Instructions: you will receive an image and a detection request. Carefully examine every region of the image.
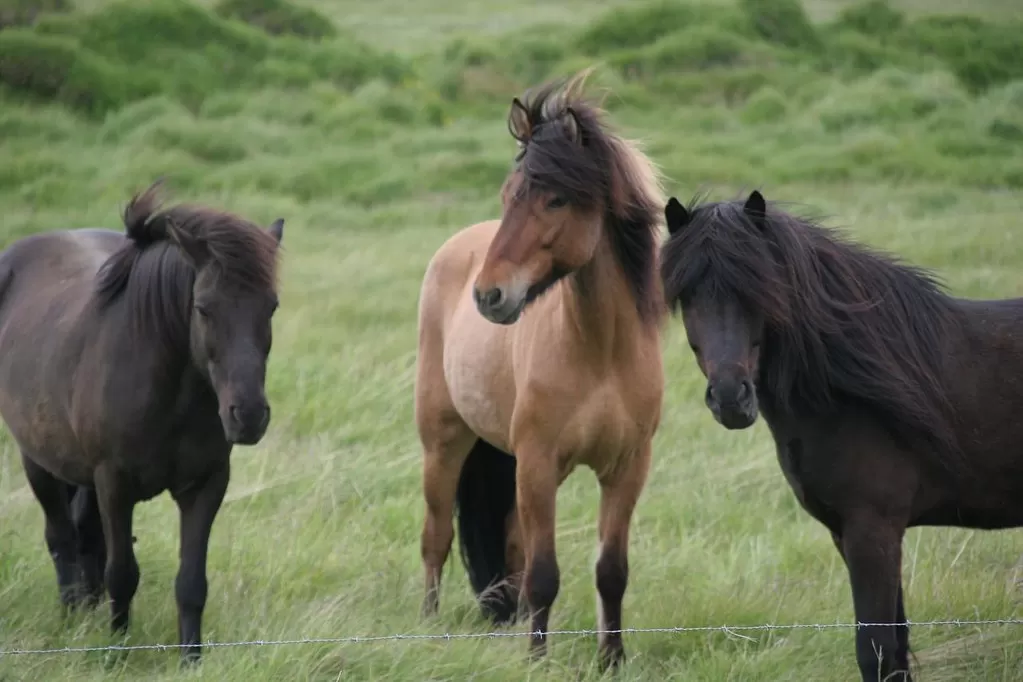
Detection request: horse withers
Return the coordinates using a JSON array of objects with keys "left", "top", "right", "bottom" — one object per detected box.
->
[
  {"left": 0, "top": 182, "right": 284, "bottom": 662},
  {"left": 415, "top": 72, "right": 666, "bottom": 668},
  {"left": 659, "top": 190, "right": 1023, "bottom": 681}
]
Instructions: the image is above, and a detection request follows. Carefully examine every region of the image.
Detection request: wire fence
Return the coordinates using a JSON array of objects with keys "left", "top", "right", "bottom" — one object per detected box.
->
[{"left": 4, "top": 617, "right": 1023, "bottom": 657}]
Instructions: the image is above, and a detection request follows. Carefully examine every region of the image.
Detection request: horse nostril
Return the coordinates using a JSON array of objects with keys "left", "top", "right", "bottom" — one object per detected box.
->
[
  {"left": 705, "top": 384, "right": 717, "bottom": 404},
  {"left": 229, "top": 405, "right": 241, "bottom": 424},
  {"left": 485, "top": 287, "right": 504, "bottom": 308},
  {"left": 737, "top": 381, "right": 749, "bottom": 402}
]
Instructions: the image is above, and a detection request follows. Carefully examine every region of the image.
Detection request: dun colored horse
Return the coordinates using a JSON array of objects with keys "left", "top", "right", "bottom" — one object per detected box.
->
[
  {"left": 415, "top": 74, "right": 666, "bottom": 667},
  {"left": 0, "top": 182, "right": 283, "bottom": 662},
  {"left": 660, "top": 190, "right": 1023, "bottom": 681}
]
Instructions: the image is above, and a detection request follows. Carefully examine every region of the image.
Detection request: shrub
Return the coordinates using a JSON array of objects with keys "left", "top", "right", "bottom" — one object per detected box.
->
[
  {"left": 0, "top": 0, "right": 72, "bottom": 31},
  {"left": 833, "top": 0, "right": 904, "bottom": 37},
  {"left": 0, "top": 30, "right": 152, "bottom": 115},
  {"left": 576, "top": 1, "right": 749, "bottom": 55},
  {"left": 214, "top": 0, "right": 336, "bottom": 39},
  {"left": 895, "top": 15, "right": 1023, "bottom": 92},
  {"left": 739, "top": 0, "right": 819, "bottom": 50}
]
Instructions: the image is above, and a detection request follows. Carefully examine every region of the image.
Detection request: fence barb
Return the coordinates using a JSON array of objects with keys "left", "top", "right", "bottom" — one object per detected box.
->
[{"left": 3, "top": 617, "right": 1023, "bottom": 657}]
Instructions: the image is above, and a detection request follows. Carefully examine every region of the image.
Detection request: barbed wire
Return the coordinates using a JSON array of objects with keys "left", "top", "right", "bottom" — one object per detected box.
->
[{"left": 3, "top": 617, "right": 1023, "bottom": 657}]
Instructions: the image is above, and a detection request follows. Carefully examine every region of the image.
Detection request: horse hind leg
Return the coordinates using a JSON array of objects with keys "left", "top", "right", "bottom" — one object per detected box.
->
[
  {"left": 594, "top": 443, "right": 652, "bottom": 670},
  {"left": 456, "top": 438, "right": 519, "bottom": 625},
  {"left": 21, "top": 454, "right": 81, "bottom": 610},
  {"left": 70, "top": 485, "right": 106, "bottom": 607}
]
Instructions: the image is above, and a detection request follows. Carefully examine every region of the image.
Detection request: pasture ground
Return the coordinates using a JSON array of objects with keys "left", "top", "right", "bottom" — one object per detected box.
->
[{"left": 1, "top": 0, "right": 1023, "bottom": 679}]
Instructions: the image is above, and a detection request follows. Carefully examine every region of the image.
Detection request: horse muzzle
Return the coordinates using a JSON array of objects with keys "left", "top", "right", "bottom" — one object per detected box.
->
[
  {"left": 222, "top": 400, "right": 271, "bottom": 445},
  {"left": 706, "top": 378, "right": 758, "bottom": 430},
  {"left": 472, "top": 283, "right": 527, "bottom": 325}
]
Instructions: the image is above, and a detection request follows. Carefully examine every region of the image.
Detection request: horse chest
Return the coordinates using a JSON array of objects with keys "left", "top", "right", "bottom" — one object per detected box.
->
[
  {"left": 443, "top": 330, "right": 515, "bottom": 451},
  {"left": 774, "top": 436, "right": 840, "bottom": 531}
]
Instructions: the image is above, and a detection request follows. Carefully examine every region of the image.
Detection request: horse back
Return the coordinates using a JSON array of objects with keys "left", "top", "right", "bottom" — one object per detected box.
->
[
  {"left": 947, "top": 297, "right": 1023, "bottom": 460},
  {"left": 0, "top": 228, "right": 126, "bottom": 482}
]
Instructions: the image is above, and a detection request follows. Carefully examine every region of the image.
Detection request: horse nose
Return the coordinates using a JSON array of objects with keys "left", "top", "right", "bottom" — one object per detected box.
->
[
  {"left": 230, "top": 402, "right": 269, "bottom": 429},
  {"left": 473, "top": 286, "right": 505, "bottom": 311}
]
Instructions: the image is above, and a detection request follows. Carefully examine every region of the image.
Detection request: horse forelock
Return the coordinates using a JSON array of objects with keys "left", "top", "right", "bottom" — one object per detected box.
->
[{"left": 94, "top": 183, "right": 280, "bottom": 350}]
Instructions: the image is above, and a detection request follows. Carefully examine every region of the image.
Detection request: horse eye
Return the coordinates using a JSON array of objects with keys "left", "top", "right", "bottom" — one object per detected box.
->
[
  {"left": 546, "top": 196, "right": 567, "bottom": 210},
  {"left": 194, "top": 306, "right": 210, "bottom": 320},
  {"left": 689, "top": 343, "right": 700, "bottom": 355}
]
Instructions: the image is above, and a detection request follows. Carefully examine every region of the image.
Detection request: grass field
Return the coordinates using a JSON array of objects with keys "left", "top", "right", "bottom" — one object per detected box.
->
[{"left": 1, "top": 0, "right": 1023, "bottom": 679}]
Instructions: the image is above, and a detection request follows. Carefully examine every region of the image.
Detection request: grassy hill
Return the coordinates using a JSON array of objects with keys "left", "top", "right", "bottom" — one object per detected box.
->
[{"left": 1, "top": 0, "right": 1022, "bottom": 679}]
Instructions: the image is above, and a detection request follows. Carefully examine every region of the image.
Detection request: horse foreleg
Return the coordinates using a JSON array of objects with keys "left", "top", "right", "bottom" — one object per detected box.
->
[
  {"left": 595, "top": 443, "right": 651, "bottom": 670},
  {"left": 94, "top": 465, "right": 140, "bottom": 636},
  {"left": 419, "top": 421, "right": 474, "bottom": 617},
  {"left": 840, "top": 517, "right": 911, "bottom": 682},
  {"left": 516, "top": 449, "right": 559, "bottom": 660},
  {"left": 171, "top": 462, "right": 230, "bottom": 664},
  {"left": 831, "top": 530, "right": 911, "bottom": 677},
  {"left": 71, "top": 485, "right": 106, "bottom": 607},
  {"left": 21, "top": 455, "right": 80, "bottom": 610}
]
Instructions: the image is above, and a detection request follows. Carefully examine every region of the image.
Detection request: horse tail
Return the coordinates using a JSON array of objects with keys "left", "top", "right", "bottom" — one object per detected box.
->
[{"left": 455, "top": 438, "right": 519, "bottom": 624}]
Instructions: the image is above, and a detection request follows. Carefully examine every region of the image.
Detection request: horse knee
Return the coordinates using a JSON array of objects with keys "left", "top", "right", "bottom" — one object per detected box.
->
[
  {"left": 525, "top": 553, "right": 560, "bottom": 612},
  {"left": 595, "top": 550, "right": 628, "bottom": 604},
  {"left": 175, "top": 567, "right": 208, "bottom": 613},
  {"left": 105, "top": 556, "right": 140, "bottom": 604}
]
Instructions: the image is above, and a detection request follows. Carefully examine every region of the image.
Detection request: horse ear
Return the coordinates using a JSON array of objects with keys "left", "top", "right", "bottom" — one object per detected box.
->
[
  {"left": 743, "top": 190, "right": 767, "bottom": 231},
  {"left": 664, "top": 197, "right": 690, "bottom": 236},
  {"left": 268, "top": 218, "right": 284, "bottom": 244},
  {"left": 564, "top": 107, "right": 585, "bottom": 146},
  {"left": 508, "top": 97, "right": 533, "bottom": 143},
  {"left": 166, "top": 221, "right": 208, "bottom": 266}
]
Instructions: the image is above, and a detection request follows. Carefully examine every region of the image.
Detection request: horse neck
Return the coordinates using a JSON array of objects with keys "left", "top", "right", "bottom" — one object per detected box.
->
[
  {"left": 563, "top": 227, "right": 655, "bottom": 363},
  {"left": 101, "top": 245, "right": 197, "bottom": 376}
]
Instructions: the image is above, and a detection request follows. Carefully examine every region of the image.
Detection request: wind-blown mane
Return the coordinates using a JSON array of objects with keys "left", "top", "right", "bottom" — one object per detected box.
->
[
  {"left": 508, "top": 73, "right": 666, "bottom": 324},
  {"left": 95, "top": 182, "right": 279, "bottom": 347},
  {"left": 661, "top": 196, "right": 963, "bottom": 470}
]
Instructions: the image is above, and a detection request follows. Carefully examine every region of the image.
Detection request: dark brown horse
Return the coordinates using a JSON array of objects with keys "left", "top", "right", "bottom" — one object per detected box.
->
[
  {"left": 659, "top": 189, "right": 1023, "bottom": 681},
  {"left": 416, "top": 73, "right": 666, "bottom": 668},
  {"left": 0, "top": 182, "right": 283, "bottom": 662}
]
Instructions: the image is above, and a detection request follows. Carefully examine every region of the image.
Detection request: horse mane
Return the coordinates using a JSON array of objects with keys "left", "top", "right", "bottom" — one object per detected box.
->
[
  {"left": 509, "top": 71, "right": 666, "bottom": 324},
  {"left": 95, "top": 182, "right": 279, "bottom": 347},
  {"left": 661, "top": 195, "right": 964, "bottom": 470}
]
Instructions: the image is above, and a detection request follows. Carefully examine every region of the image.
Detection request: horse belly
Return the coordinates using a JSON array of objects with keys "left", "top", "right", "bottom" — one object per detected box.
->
[{"left": 442, "top": 310, "right": 514, "bottom": 452}]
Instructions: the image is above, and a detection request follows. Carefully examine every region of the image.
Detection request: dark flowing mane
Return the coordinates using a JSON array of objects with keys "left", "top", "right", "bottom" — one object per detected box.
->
[
  {"left": 508, "top": 72, "right": 666, "bottom": 324},
  {"left": 95, "top": 182, "right": 280, "bottom": 347},
  {"left": 661, "top": 196, "right": 964, "bottom": 470}
]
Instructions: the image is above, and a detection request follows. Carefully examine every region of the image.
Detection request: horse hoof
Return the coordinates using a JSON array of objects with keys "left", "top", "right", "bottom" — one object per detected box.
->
[
  {"left": 179, "top": 649, "right": 202, "bottom": 666},
  {"left": 598, "top": 646, "right": 626, "bottom": 673}
]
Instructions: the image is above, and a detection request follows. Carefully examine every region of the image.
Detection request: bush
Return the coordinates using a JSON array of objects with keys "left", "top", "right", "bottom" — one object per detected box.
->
[
  {"left": 575, "top": 1, "right": 749, "bottom": 54},
  {"left": 809, "top": 69, "right": 969, "bottom": 133},
  {"left": 833, "top": 0, "right": 904, "bottom": 36},
  {"left": 739, "top": 85, "right": 788, "bottom": 124},
  {"left": 0, "top": 30, "right": 153, "bottom": 115},
  {"left": 2, "top": 0, "right": 407, "bottom": 112},
  {"left": 214, "top": 0, "right": 336, "bottom": 39},
  {"left": 0, "top": 0, "right": 71, "bottom": 31},
  {"left": 609, "top": 26, "right": 765, "bottom": 78},
  {"left": 739, "top": 0, "right": 819, "bottom": 50},
  {"left": 895, "top": 15, "right": 1023, "bottom": 92}
]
